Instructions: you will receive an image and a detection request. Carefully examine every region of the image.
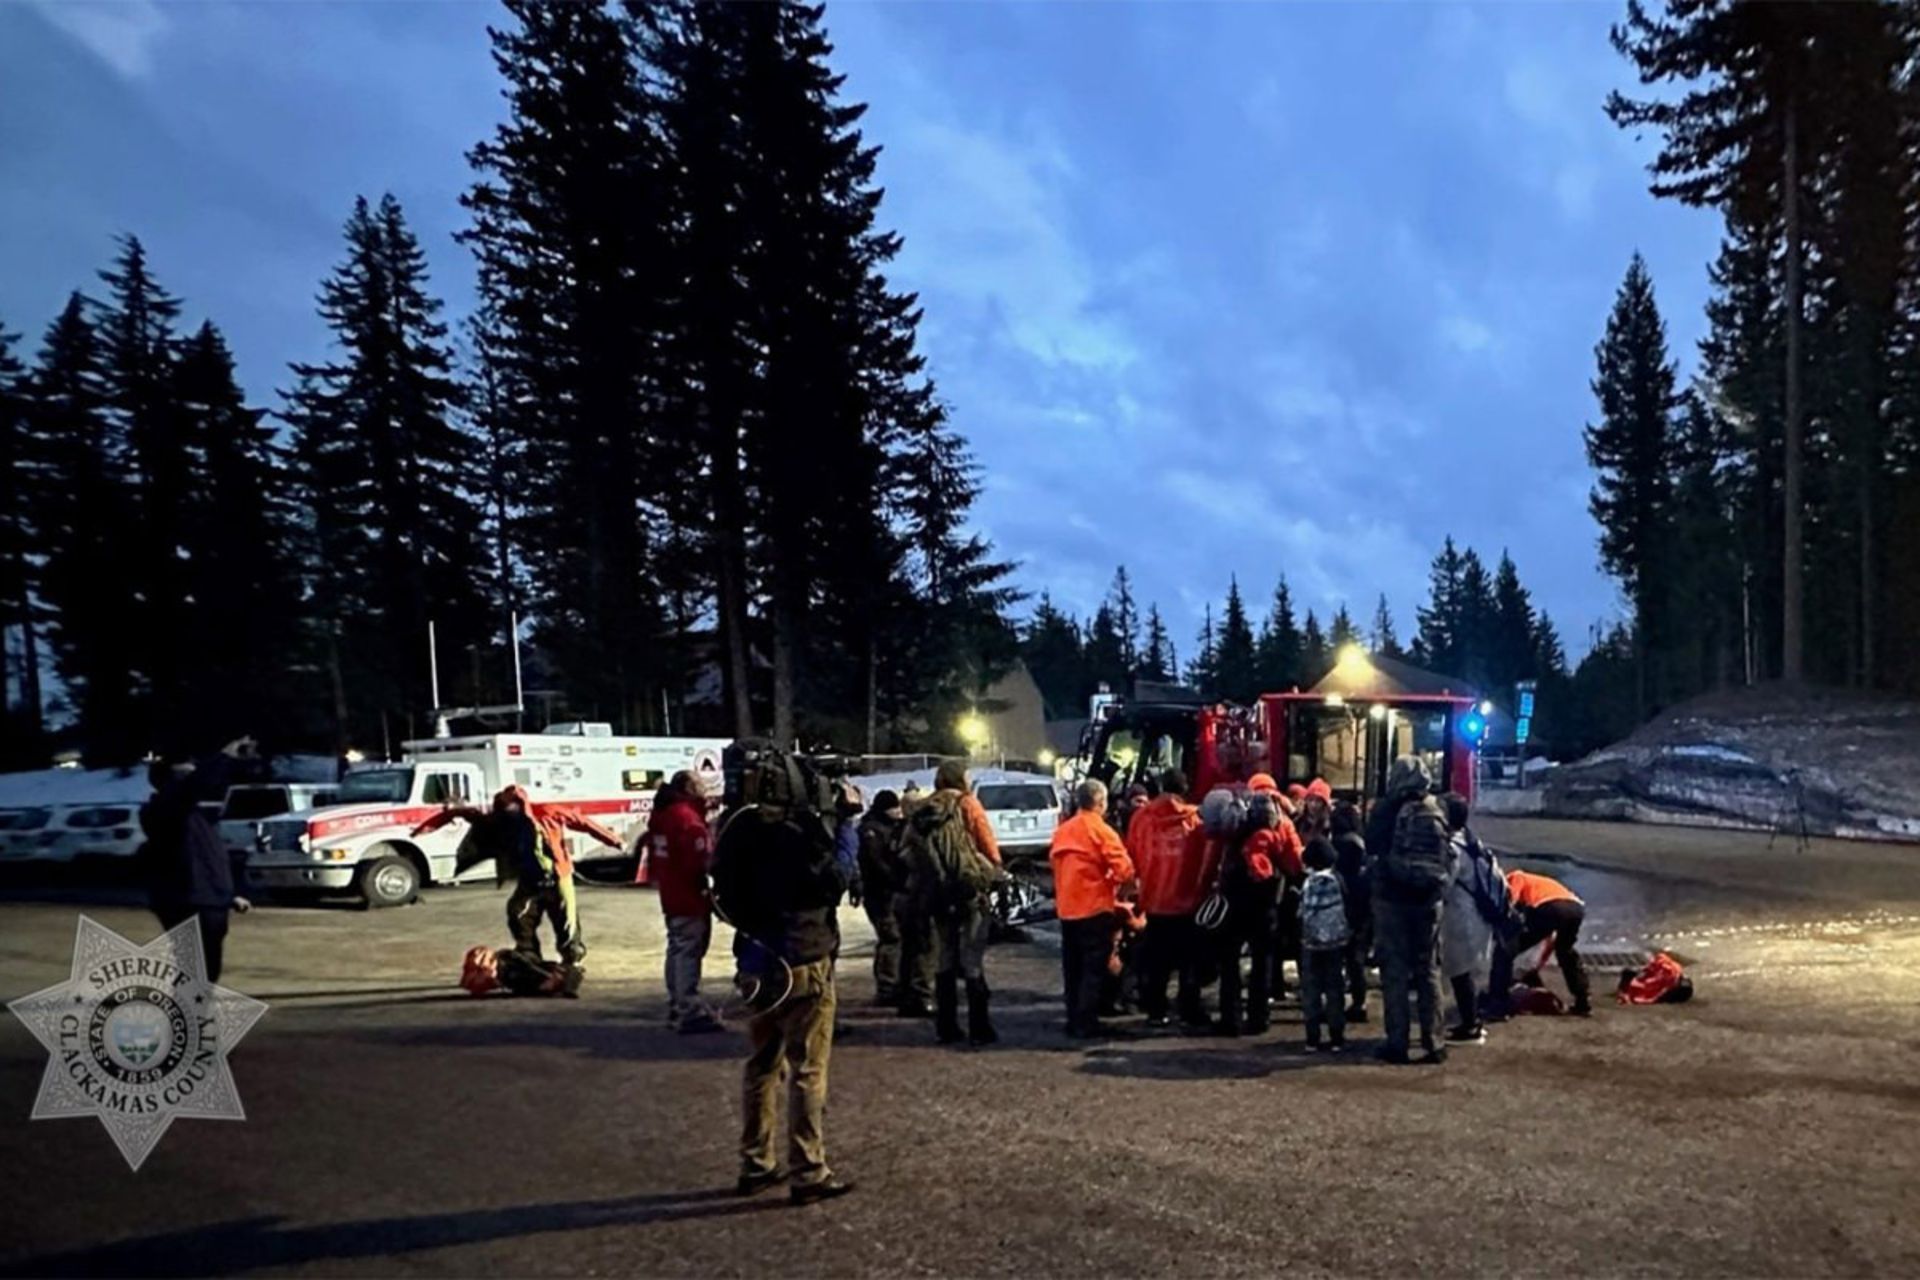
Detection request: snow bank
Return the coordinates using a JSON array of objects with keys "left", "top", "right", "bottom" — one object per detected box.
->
[{"left": 1541, "top": 685, "right": 1920, "bottom": 844}]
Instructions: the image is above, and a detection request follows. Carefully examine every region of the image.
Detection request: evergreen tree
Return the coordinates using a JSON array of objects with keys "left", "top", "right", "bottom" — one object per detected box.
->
[
  {"left": 31, "top": 295, "right": 141, "bottom": 761},
  {"left": 1301, "top": 609, "right": 1328, "bottom": 684},
  {"left": 1488, "top": 551, "right": 1539, "bottom": 696},
  {"left": 92, "top": 236, "right": 185, "bottom": 745},
  {"left": 1416, "top": 536, "right": 1466, "bottom": 676},
  {"left": 1328, "top": 603, "right": 1361, "bottom": 655},
  {"left": 1369, "top": 593, "right": 1403, "bottom": 660},
  {"left": 463, "top": 0, "right": 673, "bottom": 732},
  {"left": 1455, "top": 549, "right": 1496, "bottom": 689},
  {"left": 1609, "top": 0, "right": 1823, "bottom": 680},
  {"left": 1083, "top": 604, "right": 1128, "bottom": 697},
  {"left": 286, "top": 195, "right": 488, "bottom": 749},
  {"left": 1186, "top": 604, "right": 1217, "bottom": 695},
  {"left": 1255, "top": 575, "right": 1303, "bottom": 691},
  {"left": 1585, "top": 253, "right": 1678, "bottom": 712},
  {"left": 1140, "top": 604, "right": 1174, "bottom": 683},
  {"left": 1214, "top": 577, "right": 1258, "bottom": 702},
  {"left": 0, "top": 318, "right": 44, "bottom": 759},
  {"left": 1106, "top": 566, "right": 1141, "bottom": 676},
  {"left": 1022, "top": 593, "right": 1088, "bottom": 720},
  {"left": 173, "top": 322, "right": 309, "bottom": 747}
]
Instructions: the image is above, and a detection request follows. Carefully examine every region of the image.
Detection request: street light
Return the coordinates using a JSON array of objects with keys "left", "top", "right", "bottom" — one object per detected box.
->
[
  {"left": 956, "top": 713, "right": 990, "bottom": 750},
  {"left": 1036, "top": 748, "right": 1057, "bottom": 769}
]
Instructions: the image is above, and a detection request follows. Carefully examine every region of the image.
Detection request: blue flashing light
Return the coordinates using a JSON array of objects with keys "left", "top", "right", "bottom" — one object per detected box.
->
[{"left": 1460, "top": 712, "right": 1487, "bottom": 743}]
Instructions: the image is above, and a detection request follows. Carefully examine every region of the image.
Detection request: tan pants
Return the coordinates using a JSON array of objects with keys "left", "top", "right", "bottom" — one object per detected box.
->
[
  {"left": 740, "top": 957, "right": 835, "bottom": 1186},
  {"left": 507, "top": 875, "right": 585, "bottom": 967}
]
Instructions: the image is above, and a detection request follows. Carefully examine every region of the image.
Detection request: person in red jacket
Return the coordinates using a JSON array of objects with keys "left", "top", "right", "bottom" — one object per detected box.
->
[
  {"left": 644, "top": 771, "right": 720, "bottom": 1032},
  {"left": 1126, "top": 768, "right": 1215, "bottom": 1029},
  {"left": 414, "top": 785, "right": 622, "bottom": 991}
]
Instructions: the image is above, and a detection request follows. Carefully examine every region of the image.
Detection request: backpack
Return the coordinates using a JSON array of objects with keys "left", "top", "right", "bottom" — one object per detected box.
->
[
  {"left": 900, "top": 791, "right": 998, "bottom": 913},
  {"left": 1383, "top": 793, "right": 1452, "bottom": 897}
]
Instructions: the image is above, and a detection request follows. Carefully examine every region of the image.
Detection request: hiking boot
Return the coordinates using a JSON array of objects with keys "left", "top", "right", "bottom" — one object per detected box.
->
[
  {"left": 1144, "top": 1012, "right": 1172, "bottom": 1029},
  {"left": 1420, "top": 1046, "right": 1450, "bottom": 1066},
  {"left": 790, "top": 1178, "right": 855, "bottom": 1206},
  {"left": 897, "top": 997, "right": 934, "bottom": 1019},
  {"left": 1571, "top": 999, "right": 1594, "bottom": 1018},
  {"left": 1445, "top": 1024, "right": 1487, "bottom": 1044},
  {"left": 736, "top": 1168, "right": 787, "bottom": 1196},
  {"left": 678, "top": 1013, "right": 725, "bottom": 1035},
  {"left": 1345, "top": 1003, "right": 1369, "bottom": 1024},
  {"left": 1374, "top": 1045, "right": 1412, "bottom": 1065},
  {"left": 1328, "top": 1039, "right": 1345, "bottom": 1054}
]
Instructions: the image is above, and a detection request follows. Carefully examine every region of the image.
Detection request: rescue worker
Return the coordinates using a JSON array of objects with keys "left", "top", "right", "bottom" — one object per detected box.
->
[
  {"left": 139, "top": 736, "right": 255, "bottom": 982},
  {"left": 1049, "top": 778, "right": 1136, "bottom": 1039},
  {"left": 710, "top": 747, "right": 853, "bottom": 1205},
  {"left": 1330, "top": 800, "right": 1372, "bottom": 1022},
  {"left": 856, "top": 790, "right": 912, "bottom": 1008},
  {"left": 1126, "top": 768, "right": 1214, "bottom": 1029},
  {"left": 643, "top": 771, "right": 720, "bottom": 1032},
  {"left": 904, "top": 761, "right": 1003, "bottom": 1045},
  {"left": 1367, "top": 756, "right": 1453, "bottom": 1064},
  {"left": 1244, "top": 770, "right": 1306, "bottom": 1005},
  {"left": 1488, "top": 869, "right": 1592, "bottom": 1018},
  {"left": 413, "top": 786, "right": 621, "bottom": 992}
]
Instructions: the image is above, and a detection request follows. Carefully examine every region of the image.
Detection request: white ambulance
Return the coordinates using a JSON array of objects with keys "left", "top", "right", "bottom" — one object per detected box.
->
[{"left": 229, "top": 728, "right": 728, "bottom": 908}]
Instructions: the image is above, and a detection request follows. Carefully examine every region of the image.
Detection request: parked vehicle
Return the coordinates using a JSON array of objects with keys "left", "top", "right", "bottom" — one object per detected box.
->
[
  {"left": 0, "top": 803, "right": 141, "bottom": 864},
  {"left": 972, "top": 776, "right": 1064, "bottom": 857},
  {"left": 219, "top": 783, "right": 340, "bottom": 823},
  {"left": 232, "top": 729, "right": 729, "bottom": 908}
]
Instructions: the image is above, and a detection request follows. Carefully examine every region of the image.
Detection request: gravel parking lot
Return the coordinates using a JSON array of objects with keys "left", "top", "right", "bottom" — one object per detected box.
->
[{"left": 2, "top": 817, "right": 1918, "bottom": 1277}]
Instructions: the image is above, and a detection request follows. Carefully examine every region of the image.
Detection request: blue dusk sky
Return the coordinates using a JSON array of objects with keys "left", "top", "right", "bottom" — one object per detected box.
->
[{"left": 0, "top": 0, "right": 1721, "bottom": 658}]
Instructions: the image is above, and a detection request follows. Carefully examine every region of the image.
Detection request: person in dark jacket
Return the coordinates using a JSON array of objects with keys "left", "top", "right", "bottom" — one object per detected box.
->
[
  {"left": 856, "top": 791, "right": 910, "bottom": 1008},
  {"left": 139, "top": 737, "right": 254, "bottom": 982},
  {"left": 711, "top": 755, "right": 854, "bottom": 1206},
  {"left": 1330, "top": 800, "right": 1371, "bottom": 1022},
  {"left": 1368, "top": 755, "right": 1451, "bottom": 1065}
]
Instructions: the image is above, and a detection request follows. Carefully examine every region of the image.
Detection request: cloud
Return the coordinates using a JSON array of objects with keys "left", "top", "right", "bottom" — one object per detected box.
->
[
  {"left": 1440, "top": 312, "right": 1496, "bottom": 355},
  {"left": 30, "top": 0, "right": 168, "bottom": 79}
]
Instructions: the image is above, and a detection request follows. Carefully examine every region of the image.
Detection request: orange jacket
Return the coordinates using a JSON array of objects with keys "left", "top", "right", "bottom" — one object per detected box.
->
[
  {"left": 1248, "top": 817, "right": 1306, "bottom": 881},
  {"left": 1507, "top": 869, "right": 1580, "bottom": 910},
  {"left": 413, "top": 785, "right": 622, "bottom": 879},
  {"left": 1126, "top": 794, "right": 1214, "bottom": 916},
  {"left": 1049, "top": 810, "right": 1135, "bottom": 921}
]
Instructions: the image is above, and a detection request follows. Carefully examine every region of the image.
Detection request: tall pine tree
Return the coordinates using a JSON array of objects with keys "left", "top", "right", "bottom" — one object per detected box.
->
[{"left": 1214, "top": 577, "right": 1258, "bottom": 702}]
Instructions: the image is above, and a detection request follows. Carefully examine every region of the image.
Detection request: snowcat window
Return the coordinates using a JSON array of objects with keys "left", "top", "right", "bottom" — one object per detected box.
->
[
  {"left": 338, "top": 769, "right": 413, "bottom": 804},
  {"left": 1388, "top": 710, "right": 1450, "bottom": 792},
  {"left": 1288, "top": 705, "right": 1370, "bottom": 795},
  {"left": 624, "top": 769, "right": 665, "bottom": 792}
]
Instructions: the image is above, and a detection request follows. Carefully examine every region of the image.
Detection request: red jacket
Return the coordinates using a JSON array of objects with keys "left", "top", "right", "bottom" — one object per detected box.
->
[
  {"left": 1126, "top": 795, "right": 1214, "bottom": 916},
  {"left": 645, "top": 794, "right": 713, "bottom": 918},
  {"left": 412, "top": 785, "right": 621, "bottom": 879}
]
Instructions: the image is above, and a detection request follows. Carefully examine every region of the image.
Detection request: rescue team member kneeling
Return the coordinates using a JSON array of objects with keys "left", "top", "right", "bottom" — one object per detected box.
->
[
  {"left": 1488, "top": 869, "right": 1592, "bottom": 1018},
  {"left": 1050, "top": 779, "right": 1136, "bottom": 1039},
  {"left": 710, "top": 752, "right": 854, "bottom": 1205},
  {"left": 414, "top": 786, "right": 621, "bottom": 994}
]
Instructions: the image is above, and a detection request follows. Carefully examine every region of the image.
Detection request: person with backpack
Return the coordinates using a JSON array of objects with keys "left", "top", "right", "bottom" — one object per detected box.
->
[
  {"left": 1126, "top": 768, "right": 1214, "bottom": 1030},
  {"left": 1369, "top": 755, "right": 1454, "bottom": 1065},
  {"left": 643, "top": 771, "right": 721, "bottom": 1033},
  {"left": 1215, "top": 790, "right": 1286, "bottom": 1037},
  {"left": 856, "top": 790, "right": 913, "bottom": 1010},
  {"left": 1330, "top": 800, "right": 1372, "bottom": 1023},
  {"left": 1488, "top": 869, "right": 1593, "bottom": 1018},
  {"left": 1297, "top": 837, "right": 1351, "bottom": 1052},
  {"left": 710, "top": 743, "right": 854, "bottom": 1205},
  {"left": 1438, "top": 791, "right": 1507, "bottom": 1045},
  {"left": 1050, "top": 779, "right": 1136, "bottom": 1039},
  {"left": 901, "top": 761, "right": 1004, "bottom": 1046}
]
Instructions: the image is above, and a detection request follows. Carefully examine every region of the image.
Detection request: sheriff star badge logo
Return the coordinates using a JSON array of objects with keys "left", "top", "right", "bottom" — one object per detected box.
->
[{"left": 8, "top": 915, "right": 267, "bottom": 1170}]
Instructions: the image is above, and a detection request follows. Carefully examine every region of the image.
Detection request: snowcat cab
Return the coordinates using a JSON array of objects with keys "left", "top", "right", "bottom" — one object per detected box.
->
[{"left": 1077, "top": 650, "right": 1485, "bottom": 808}]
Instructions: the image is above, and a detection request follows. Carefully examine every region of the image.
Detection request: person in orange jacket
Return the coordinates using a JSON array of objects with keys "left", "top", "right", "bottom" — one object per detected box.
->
[
  {"left": 1487, "top": 868, "right": 1592, "bottom": 1017},
  {"left": 1218, "top": 790, "right": 1294, "bottom": 1035},
  {"left": 1050, "top": 778, "right": 1136, "bottom": 1039},
  {"left": 414, "top": 785, "right": 622, "bottom": 988},
  {"left": 1127, "top": 768, "right": 1215, "bottom": 1029}
]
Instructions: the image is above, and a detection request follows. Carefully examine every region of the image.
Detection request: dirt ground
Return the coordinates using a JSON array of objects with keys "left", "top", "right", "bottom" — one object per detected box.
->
[{"left": 2, "top": 816, "right": 1918, "bottom": 1277}]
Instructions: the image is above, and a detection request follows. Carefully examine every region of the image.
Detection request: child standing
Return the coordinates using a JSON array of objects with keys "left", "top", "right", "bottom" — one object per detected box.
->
[{"left": 1297, "top": 838, "right": 1351, "bottom": 1052}]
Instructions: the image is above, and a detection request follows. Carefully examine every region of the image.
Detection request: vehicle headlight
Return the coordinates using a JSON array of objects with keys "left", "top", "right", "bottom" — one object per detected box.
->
[{"left": 298, "top": 831, "right": 312, "bottom": 853}]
